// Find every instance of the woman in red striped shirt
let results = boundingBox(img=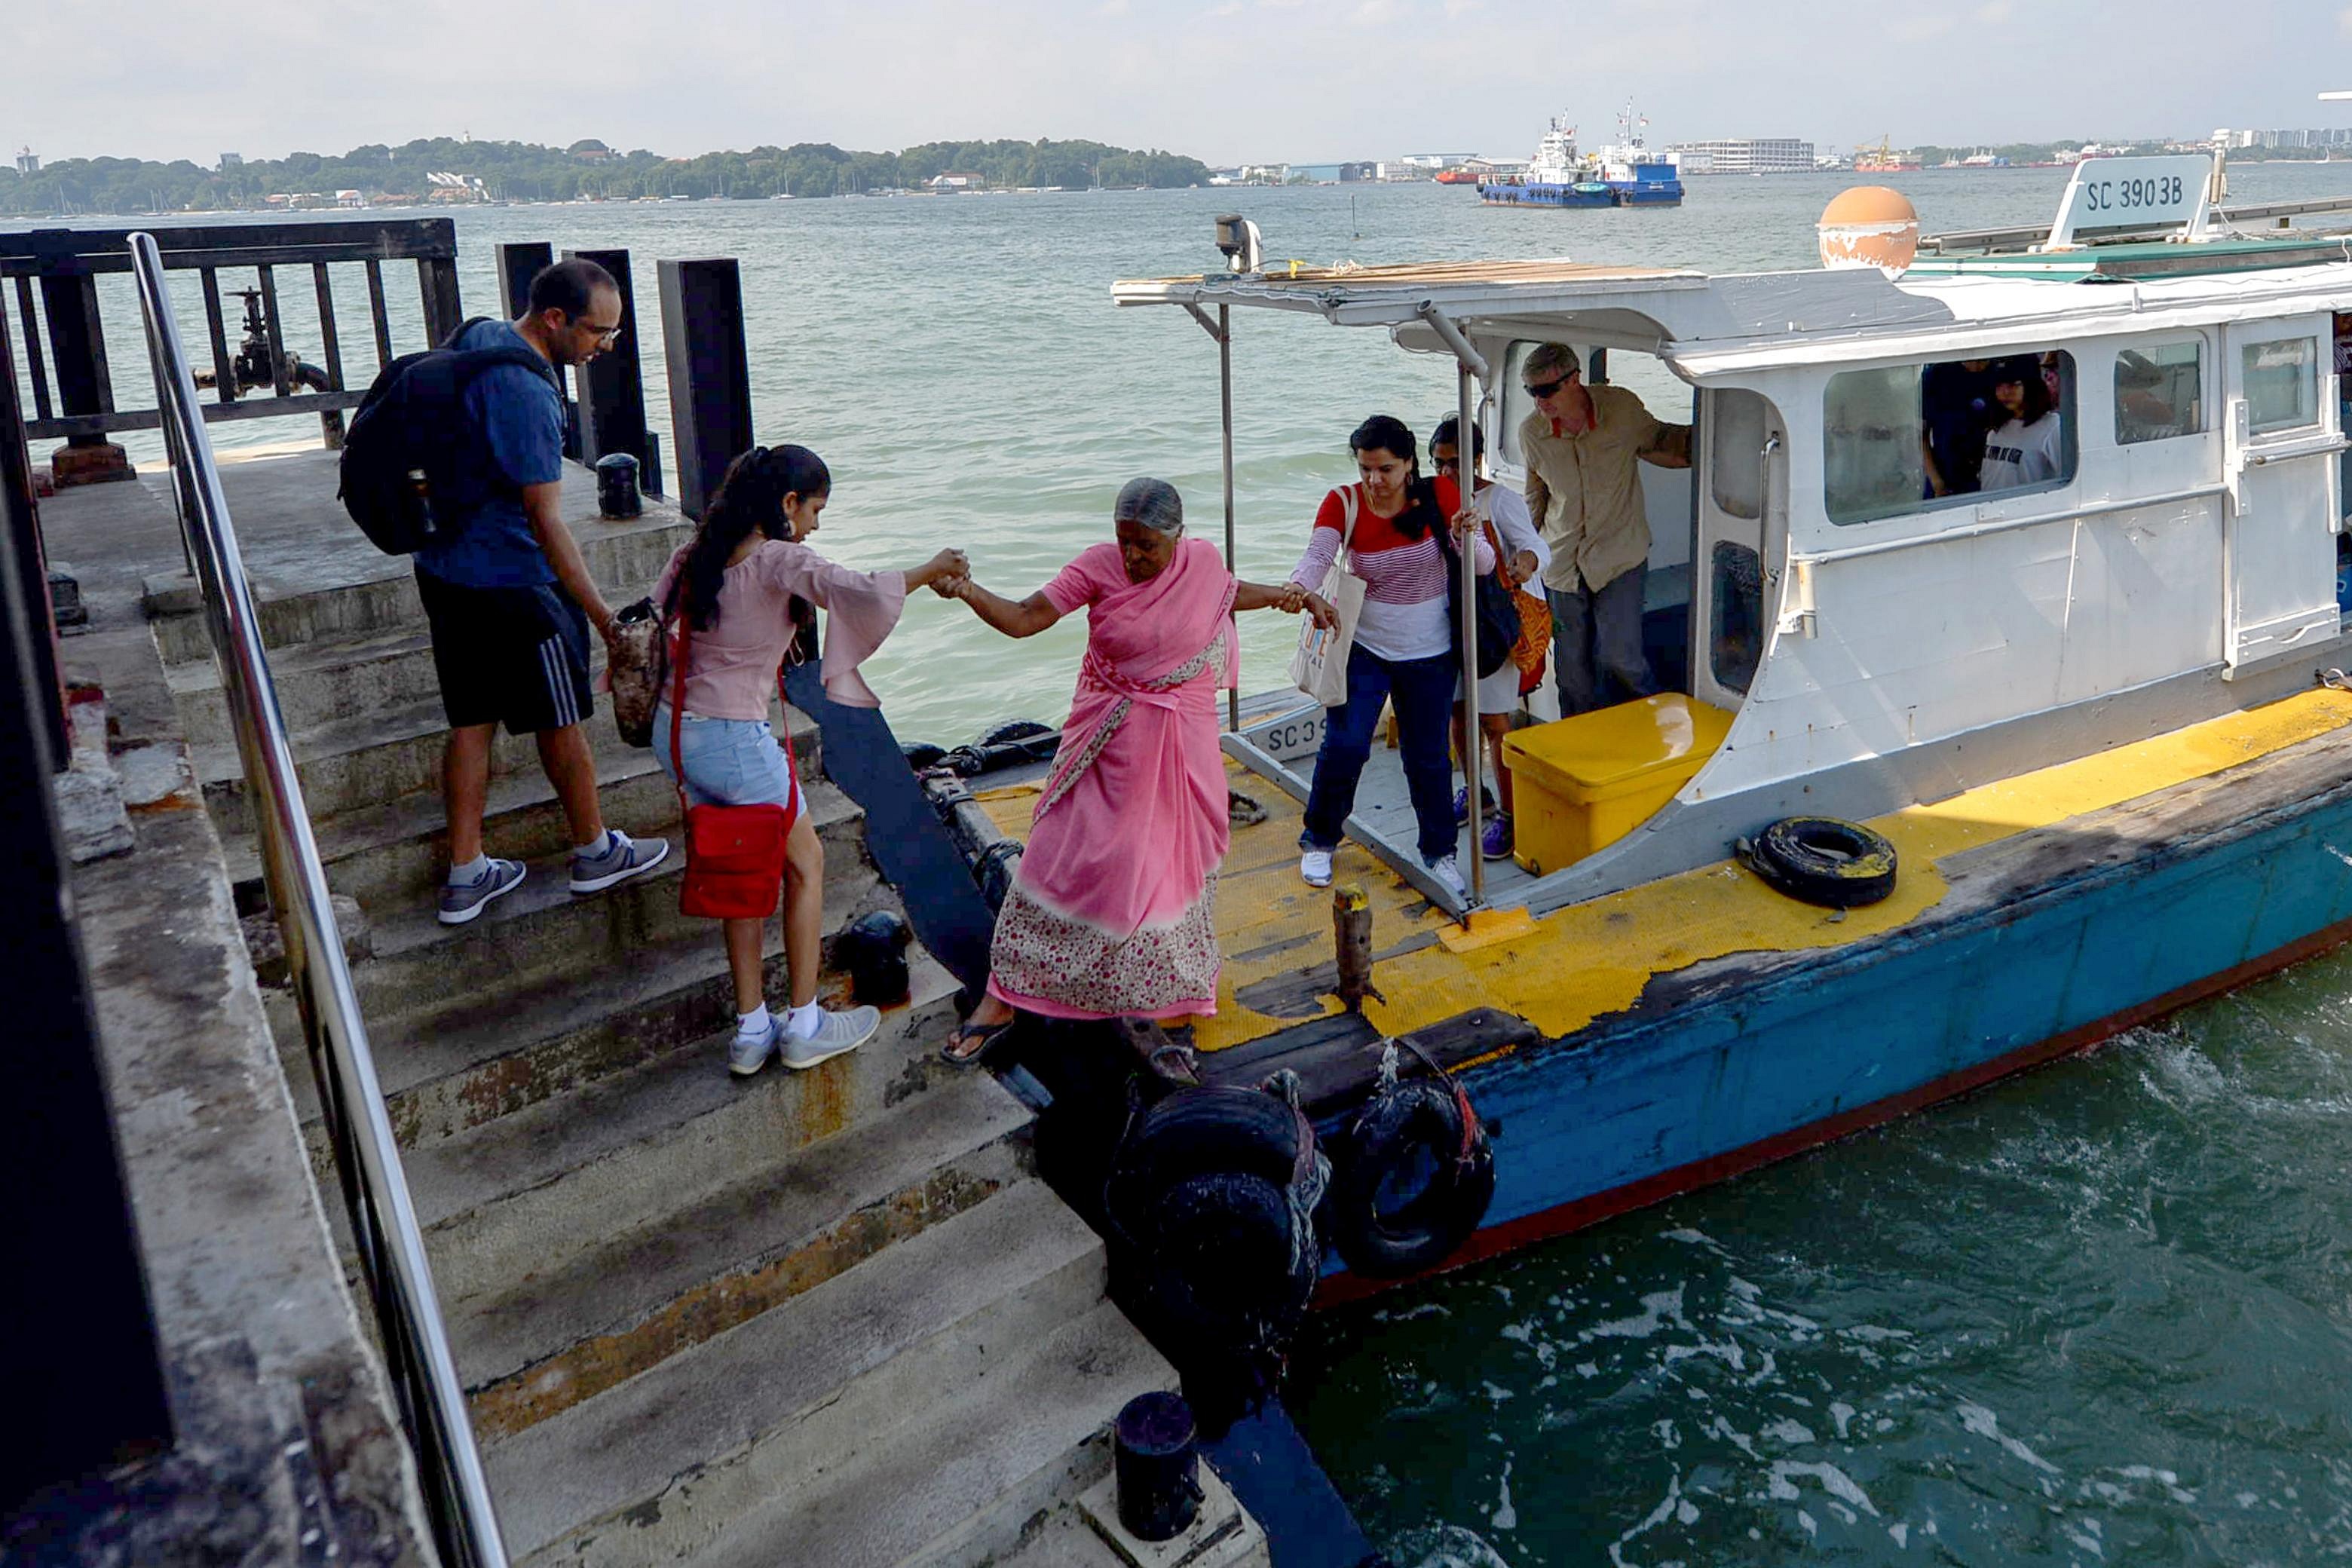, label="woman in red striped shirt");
[1289,415,1492,900]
